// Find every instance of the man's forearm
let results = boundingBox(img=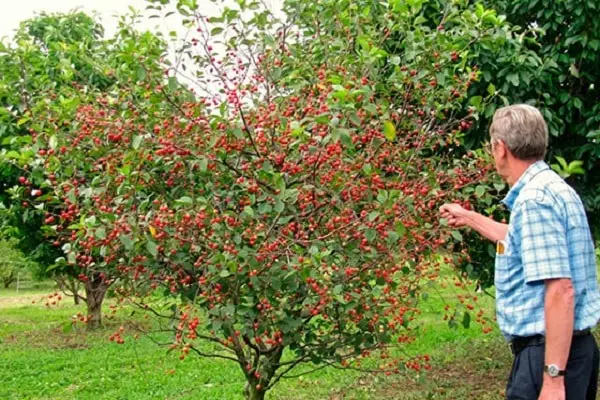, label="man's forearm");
[465,211,508,242]
[544,279,575,381]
